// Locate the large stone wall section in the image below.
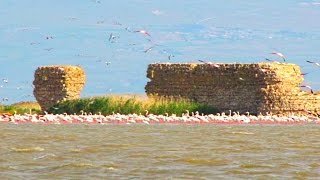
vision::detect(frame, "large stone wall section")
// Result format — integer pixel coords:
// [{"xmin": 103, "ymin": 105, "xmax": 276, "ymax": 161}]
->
[
  {"xmin": 33, "ymin": 65, "xmax": 85, "ymax": 111},
  {"xmin": 145, "ymin": 63, "xmax": 320, "ymax": 116}
]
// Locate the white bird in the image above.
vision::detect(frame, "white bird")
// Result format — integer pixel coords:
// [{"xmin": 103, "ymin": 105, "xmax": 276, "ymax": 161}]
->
[{"xmin": 2, "ymin": 78, "xmax": 8, "ymax": 83}]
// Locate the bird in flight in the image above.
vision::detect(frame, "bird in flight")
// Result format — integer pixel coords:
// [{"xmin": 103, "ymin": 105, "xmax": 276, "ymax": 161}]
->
[
  {"xmin": 292, "ymin": 67, "xmax": 311, "ymax": 77},
  {"xmin": 306, "ymin": 60, "xmax": 320, "ymax": 67},
  {"xmin": 265, "ymin": 58, "xmax": 280, "ymax": 63},
  {"xmin": 198, "ymin": 60, "xmax": 220, "ymax": 67},
  {"xmin": 44, "ymin": 48, "xmax": 54, "ymax": 51},
  {"xmin": 270, "ymin": 51, "xmax": 286, "ymax": 62},
  {"xmin": 144, "ymin": 46, "xmax": 154, "ymax": 53},
  {"xmin": 2, "ymin": 78, "xmax": 8, "ymax": 83},
  {"xmin": 168, "ymin": 54, "xmax": 175, "ymax": 60},
  {"xmin": 134, "ymin": 30, "xmax": 151, "ymax": 37},
  {"xmin": 300, "ymin": 85, "xmax": 314, "ymax": 94}
]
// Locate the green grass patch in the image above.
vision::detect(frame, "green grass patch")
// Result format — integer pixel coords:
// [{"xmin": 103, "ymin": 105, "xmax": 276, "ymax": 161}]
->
[
  {"xmin": 47, "ymin": 95, "xmax": 220, "ymax": 116},
  {"xmin": 0, "ymin": 101, "xmax": 42, "ymax": 115}
]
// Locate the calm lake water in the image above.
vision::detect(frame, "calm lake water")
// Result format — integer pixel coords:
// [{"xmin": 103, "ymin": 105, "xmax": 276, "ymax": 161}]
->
[{"xmin": 1, "ymin": 124, "xmax": 320, "ymax": 179}]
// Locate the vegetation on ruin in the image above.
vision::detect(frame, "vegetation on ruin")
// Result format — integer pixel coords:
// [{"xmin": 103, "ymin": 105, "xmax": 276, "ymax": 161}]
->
[{"xmin": 46, "ymin": 95, "xmax": 219, "ymax": 116}]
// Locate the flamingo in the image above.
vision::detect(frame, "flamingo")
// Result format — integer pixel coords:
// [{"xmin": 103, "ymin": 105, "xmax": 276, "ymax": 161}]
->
[
  {"xmin": 144, "ymin": 45, "xmax": 158, "ymax": 53},
  {"xmin": 198, "ymin": 60, "xmax": 220, "ymax": 67},
  {"xmin": 300, "ymin": 85, "xmax": 314, "ymax": 94},
  {"xmin": 306, "ymin": 60, "xmax": 320, "ymax": 67},
  {"xmin": 271, "ymin": 51, "xmax": 286, "ymax": 62},
  {"xmin": 265, "ymin": 58, "xmax": 280, "ymax": 63},
  {"xmin": 134, "ymin": 30, "xmax": 151, "ymax": 37}
]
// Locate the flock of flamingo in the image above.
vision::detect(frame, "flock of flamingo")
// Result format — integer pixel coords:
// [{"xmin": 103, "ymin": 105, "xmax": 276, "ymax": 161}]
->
[{"xmin": 1, "ymin": 110, "xmax": 320, "ymax": 125}]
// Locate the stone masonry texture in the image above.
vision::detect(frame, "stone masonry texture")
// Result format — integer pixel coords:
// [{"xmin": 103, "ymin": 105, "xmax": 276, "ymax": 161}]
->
[
  {"xmin": 145, "ymin": 62, "xmax": 320, "ymax": 116},
  {"xmin": 33, "ymin": 65, "xmax": 85, "ymax": 111}
]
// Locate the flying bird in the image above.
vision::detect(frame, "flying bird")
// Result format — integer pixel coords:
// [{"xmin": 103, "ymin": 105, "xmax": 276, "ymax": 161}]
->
[
  {"xmin": 306, "ymin": 60, "xmax": 320, "ymax": 67},
  {"xmin": 144, "ymin": 46, "xmax": 154, "ymax": 53},
  {"xmin": 292, "ymin": 67, "xmax": 311, "ymax": 77},
  {"xmin": 300, "ymin": 85, "xmax": 314, "ymax": 94},
  {"xmin": 2, "ymin": 78, "xmax": 8, "ymax": 83},
  {"xmin": 134, "ymin": 30, "xmax": 151, "ymax": 37},
  {"xmin": 271, "ymin": 51, "xmax": 286, "ymax": 62},
  {"xmin": 44, "ymin": 48, "xmax": 54, "ymax": 51},
  {"xmin": 198, "ymin": 60, "xmax": 220, "ymax": 67},
  {"xmin": 265, "ymin": 58, "xmax": 280, "ymax": 63},
  {"xmin": 108, "ymin": 33, "xmax": 119, "ymax": 43},
  {"xmin": 168, "ymin": 54, "xmax": 175, "ymax": 60}
]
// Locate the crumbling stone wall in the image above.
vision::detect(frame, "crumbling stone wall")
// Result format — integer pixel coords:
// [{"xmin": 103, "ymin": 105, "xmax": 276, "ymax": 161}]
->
[
  {"xmin": 33, "ymin": 65, "xmax": 85, "ymax": 110},
  {"xmin": 145, "ymin": 63, "xmax": 320, "ymax": 116}
]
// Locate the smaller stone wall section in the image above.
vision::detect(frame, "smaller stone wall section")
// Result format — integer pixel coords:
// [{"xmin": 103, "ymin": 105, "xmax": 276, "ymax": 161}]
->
[{"xmin": 33, "ymin": 65, "xmax": 85, "ymax": 110}]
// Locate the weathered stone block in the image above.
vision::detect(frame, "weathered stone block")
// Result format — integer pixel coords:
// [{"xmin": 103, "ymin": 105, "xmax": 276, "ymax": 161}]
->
[
  {"xmin": 33, "ymin": 65, "xmax": 85, "ymax": 110},
  {"xmin": 145, "ymin": 62, "xmax": 320, "ymax": 116}
]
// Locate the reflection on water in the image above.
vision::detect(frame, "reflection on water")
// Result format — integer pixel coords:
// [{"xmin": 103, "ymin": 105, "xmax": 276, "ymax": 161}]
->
[{"xmin": 1, "ymin": 124, "xmax": 320, "ymax": 179}]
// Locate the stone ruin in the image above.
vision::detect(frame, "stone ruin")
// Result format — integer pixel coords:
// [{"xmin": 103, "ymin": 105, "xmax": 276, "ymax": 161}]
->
[
  {"xmin": 33, "ymin": 65, "xmax": 85, "ymax": 110},
  {"xmin": 145, "ymin": 62, "xmax": 320, "ymax": 116}
]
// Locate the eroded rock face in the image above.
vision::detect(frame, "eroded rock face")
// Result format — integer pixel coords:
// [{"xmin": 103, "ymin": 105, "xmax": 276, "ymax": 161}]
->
[
  {"xmin": 145, "ymin": 62, "xmax": 320, "ymax": 116},
  {"xmin": 33, "ymin": 65, "xmax": 85, "ymax": 110}
]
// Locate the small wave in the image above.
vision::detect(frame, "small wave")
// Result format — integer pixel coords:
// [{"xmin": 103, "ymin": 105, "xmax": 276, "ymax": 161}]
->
[
  {"xmin": 69, "ymin": 148, "xmax": 81, "ymax": 153},
  {"xmin": 48, "ymin": 163, "xmax": 95, "ymax": 171},
  {"xmin": 67, "ymin": 163, "xmax": 94, "ymax": 168},
  {"xmin": 101, "ymin": 164, "xmax": 120, "ymax": 170},
  {"xmin": 240, "ymin": 163, "xmax": 273, "ymax": 169},
  {"xmin": 11, "ymin": 147, "xmax": 44, "ymax": 153},
  {"xmin": 231, "ymin": 131, "xmax": 255, "ymax": 135},
  {"xmin": 177, "ymin": 158, "xmax": 228, "ymax": 166},
  {"xmin": 33, "ymin": 153, "xmax": 56, "ymax": 160}
]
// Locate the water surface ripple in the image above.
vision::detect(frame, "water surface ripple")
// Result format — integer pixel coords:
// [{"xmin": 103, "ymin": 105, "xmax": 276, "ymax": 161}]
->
[{"xmin": 1, "ymin": 124, "xmax": 320, "ymax": 179}]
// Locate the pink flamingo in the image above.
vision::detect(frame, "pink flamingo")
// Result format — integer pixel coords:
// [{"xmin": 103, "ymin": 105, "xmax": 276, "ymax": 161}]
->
[
  {"xmin": 271, "ymin": 51, "xmax": 286, "ymax": 62},
  {"xmin": 134, "ymin": 30, "xmax": 151, "ymax": 37},
  {"xmin": 306, "ymin": 60, "xmax": 320, "ymax": 67},
  {"xmin": 300, "ymin": 85, "xmax": 314, "ymax": 94}
]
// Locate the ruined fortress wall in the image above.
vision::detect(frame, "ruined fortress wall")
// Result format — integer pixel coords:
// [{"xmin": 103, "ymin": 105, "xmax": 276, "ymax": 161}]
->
[
  {"xmin": 145, "ymin": 63, "xmax": 320, "ymax": 116},
  {"xmin": 33, "ymin": 65, "xmax": 85, "ymax": 111}
]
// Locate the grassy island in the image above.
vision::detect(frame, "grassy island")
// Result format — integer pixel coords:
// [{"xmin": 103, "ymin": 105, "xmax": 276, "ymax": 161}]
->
[{"xmin": 0, "ymin": 95, "xmax": 219, "ymax": 116}]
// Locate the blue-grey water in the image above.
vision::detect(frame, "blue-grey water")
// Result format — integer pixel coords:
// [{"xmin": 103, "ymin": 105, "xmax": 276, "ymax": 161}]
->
[
  {"xmin": 1, "ymin": 124, "xmax": 320, "ymax": 179},
  {"xmin": 1, "ymin": 0, "xmax": 320, "ymax": 104}
]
